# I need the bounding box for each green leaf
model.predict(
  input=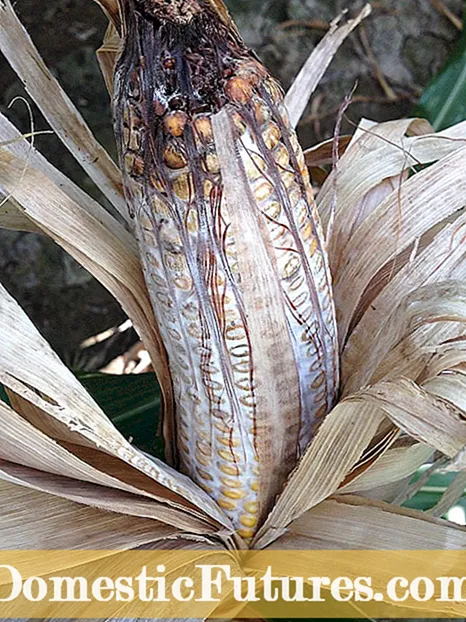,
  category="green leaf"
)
[414,11,466,130]
[402,471,464,513]
[78,372,164,459]
[0,384,9,405]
